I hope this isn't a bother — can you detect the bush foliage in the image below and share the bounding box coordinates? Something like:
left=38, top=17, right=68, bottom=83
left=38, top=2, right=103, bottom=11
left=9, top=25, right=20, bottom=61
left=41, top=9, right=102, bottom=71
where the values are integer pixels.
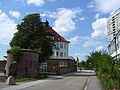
left=84, top=51, right=120, bottom=89
left=7, top=46, right=21, bottom=62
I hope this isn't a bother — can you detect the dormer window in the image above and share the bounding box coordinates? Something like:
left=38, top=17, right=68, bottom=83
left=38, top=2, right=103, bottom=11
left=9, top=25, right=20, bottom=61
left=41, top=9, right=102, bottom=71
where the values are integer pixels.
left=58, top=37, right=60, bottom=40
left=51, top=36, right=54, bottom=40
left=46, top=36, right=54, bottom=40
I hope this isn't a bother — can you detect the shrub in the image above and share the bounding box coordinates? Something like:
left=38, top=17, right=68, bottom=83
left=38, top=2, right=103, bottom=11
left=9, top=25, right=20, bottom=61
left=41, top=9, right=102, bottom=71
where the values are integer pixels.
left=16, top=77, right=37, bottom=82
left=7, top=46, right=21, bottom=62
left=85, top=51, right=120, bottom=89
left=36, top=72, right=56, bottom=79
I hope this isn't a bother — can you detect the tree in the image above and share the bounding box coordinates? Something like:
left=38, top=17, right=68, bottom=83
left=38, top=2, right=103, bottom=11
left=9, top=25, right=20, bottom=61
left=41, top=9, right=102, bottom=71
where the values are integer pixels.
left=10, top=13, right=54, bottom=59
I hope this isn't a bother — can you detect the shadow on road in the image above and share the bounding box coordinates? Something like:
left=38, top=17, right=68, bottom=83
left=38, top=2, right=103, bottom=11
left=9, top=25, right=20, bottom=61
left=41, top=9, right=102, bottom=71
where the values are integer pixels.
left=64, top=70, right=96, bottom=77
left=44, top=70, right=96, bottom=81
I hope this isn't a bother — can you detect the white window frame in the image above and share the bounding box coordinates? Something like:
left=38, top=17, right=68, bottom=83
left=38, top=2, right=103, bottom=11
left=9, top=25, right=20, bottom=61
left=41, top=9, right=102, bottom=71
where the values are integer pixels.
left=59, top=62, right=67, bottom=67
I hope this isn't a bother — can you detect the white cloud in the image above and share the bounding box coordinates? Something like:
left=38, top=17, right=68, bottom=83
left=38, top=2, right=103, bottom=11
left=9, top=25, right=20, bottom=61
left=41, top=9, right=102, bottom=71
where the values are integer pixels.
left=0, top=10, right=17, bottom=45
left=75, top=53, right=88, bottom=61
left=52, top=8, right=82, bottom=36
left=88, top=0, right=120, bottom=13
left=82, top=36, right=90, bottom=40
left=26, top=0, right=56, bottom=6
left=96, top=46, right=104, bottom=51
left=95, top=13, right=100, bottom=19
left=69, top=36, right=81, bottom=44
left=79, top=17, right=85, bottom=21
left=87, top=1, right=94, bottom=8
left=26, top=0, right=45, bottom=6
left=83, top=40, right=102, bottom=47
left=47, top=0, right=56, bottom=2
left=75, top=53, right=86, bottom=57
left=9, top=10, right=21, bottom=18
left=91, top=18, right=107, bottom=39
left=40, top=13, right=46, bottom=17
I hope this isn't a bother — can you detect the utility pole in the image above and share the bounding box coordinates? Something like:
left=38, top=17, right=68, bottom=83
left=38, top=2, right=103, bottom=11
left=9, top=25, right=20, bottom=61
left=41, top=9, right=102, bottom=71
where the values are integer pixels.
left=114, top=36, right=117, bottom=60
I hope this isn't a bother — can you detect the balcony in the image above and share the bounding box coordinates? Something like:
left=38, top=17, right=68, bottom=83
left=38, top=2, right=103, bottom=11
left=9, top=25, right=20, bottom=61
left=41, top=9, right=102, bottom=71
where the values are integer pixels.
left=49, top=56, right=74, bottom=60
left=53, top=47, right=60, bottom=50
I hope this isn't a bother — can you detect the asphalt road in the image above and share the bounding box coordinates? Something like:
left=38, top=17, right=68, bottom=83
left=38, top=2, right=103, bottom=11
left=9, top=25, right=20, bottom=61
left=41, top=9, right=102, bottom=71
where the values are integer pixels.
left=22, top=70, right=101, bottom=90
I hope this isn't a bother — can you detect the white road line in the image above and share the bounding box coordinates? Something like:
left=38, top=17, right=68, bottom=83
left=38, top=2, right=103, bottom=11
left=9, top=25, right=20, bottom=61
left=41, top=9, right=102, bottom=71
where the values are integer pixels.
left=84, top=71, right=91, bottom=90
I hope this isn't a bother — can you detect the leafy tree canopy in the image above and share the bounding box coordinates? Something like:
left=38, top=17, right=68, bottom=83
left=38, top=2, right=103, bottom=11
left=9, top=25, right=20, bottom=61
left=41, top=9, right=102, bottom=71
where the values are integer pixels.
left=10, top=13, right=54, bottom=59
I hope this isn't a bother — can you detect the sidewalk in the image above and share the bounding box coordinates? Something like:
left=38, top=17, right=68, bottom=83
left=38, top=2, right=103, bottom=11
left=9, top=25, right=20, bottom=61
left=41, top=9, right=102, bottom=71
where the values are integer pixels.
left=0, top=73, right=75, bottom=90
left=0, top=77, right=58, bottom=90
left=87, top=72, right=103, bottom=90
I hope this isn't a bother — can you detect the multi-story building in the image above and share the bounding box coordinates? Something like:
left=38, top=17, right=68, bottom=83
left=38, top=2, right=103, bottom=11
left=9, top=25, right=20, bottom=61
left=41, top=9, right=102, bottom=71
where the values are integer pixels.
left=107, top=8, right=120, bottom=58
left=44, top=21, right=70, bottom=60
left=107, top=8, right=120, bottom=42
left=39, top=21, right=77, bottom=74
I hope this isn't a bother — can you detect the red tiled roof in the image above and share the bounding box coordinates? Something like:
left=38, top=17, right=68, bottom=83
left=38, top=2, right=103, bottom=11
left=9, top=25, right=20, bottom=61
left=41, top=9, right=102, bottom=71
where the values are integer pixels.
left=44, top=26, right=70, bottom=43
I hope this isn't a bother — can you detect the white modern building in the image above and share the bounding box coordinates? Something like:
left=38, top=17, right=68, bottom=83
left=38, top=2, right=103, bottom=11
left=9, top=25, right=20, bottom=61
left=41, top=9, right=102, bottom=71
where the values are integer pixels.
left=107, top=8, right=120, bottom=58
left=107, top=8, right=120, bottom=42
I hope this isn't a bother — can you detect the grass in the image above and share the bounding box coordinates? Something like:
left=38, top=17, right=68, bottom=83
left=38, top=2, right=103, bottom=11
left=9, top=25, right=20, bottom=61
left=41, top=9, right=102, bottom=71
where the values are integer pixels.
left=16, top=77, right=38, bottom=82
left=39, top=72, right=56, bottom=75
left=36, top=72, right=56, bottom=79
left=0, top=72, right=56, bottom=82
left=0, top=76, right=7, bottom=82
left=0, top=76, right=38, bottom=82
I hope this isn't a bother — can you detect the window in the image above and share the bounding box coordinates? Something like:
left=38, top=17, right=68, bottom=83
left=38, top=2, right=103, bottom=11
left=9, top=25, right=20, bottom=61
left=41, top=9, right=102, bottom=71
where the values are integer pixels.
left=64, top=52, right=66, bottom=57
left=59, top=62, right=67, bottom=68
left=56, top=43, right=59, bottom=48
left=46, top=36, right=54, bottom=40
left=52, top=51, right=55, bottom=56
left=58, top=37, right=60, bottom=40
left=60, top=43, right=63, bottom=48
left=64, top=43, right=66, bottom=49
left=60, top=52, right=63, bottom=57
left=56, top=52, right=59, bottom=56
left=41, top=62, right=47, bottom=72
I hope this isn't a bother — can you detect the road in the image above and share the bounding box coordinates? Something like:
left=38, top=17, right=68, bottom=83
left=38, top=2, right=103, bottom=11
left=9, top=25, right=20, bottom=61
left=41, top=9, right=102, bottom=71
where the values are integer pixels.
left=22, top=70, right=102, bottom=90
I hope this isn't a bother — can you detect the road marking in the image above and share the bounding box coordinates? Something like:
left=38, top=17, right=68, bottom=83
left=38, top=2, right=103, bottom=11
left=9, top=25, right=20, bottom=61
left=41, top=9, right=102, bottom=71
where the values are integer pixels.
left=84, top=71, right=91, bottom=90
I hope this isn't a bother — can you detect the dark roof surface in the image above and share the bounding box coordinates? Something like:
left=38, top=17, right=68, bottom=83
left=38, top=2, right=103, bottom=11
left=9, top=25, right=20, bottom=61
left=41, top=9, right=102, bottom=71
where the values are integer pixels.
left=44, top=26, right=70, bottom=43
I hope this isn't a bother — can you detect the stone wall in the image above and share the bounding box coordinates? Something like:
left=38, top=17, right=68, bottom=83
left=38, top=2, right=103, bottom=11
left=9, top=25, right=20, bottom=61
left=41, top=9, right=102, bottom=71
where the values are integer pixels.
left=6, top=49, right=39, bottom=78
left=0, top=61, right=6, bottom=72
left=46, top=59, right=77, bottom=74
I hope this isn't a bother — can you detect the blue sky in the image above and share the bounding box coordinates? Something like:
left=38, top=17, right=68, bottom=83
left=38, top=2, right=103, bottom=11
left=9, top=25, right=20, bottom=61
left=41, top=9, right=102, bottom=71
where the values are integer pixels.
left=0, top=0, right=120, bottom=61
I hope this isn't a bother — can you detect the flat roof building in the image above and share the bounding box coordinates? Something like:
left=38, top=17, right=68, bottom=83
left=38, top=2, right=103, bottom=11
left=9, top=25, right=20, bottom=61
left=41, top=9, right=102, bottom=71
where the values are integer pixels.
left=107, top=8, right=120, bottom=58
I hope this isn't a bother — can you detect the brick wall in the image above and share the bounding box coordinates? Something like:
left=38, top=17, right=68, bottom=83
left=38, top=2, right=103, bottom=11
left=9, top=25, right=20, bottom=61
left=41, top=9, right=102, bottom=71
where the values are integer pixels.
left=6, top=49, right=39, bottom=78
left=0, top=61, right=6, bottom=72
left=46, top=59, right=77, bottom=74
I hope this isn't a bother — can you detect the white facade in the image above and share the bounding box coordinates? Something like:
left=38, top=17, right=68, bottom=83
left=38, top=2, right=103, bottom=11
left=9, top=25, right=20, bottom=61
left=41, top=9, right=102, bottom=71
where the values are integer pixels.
left=50, top=41, right=69, bottom=59
left=107, top=8, right=120, bottom=58
left=107, top=8, right=120, bottom=43
left=108, top=33, right=120, bottom=58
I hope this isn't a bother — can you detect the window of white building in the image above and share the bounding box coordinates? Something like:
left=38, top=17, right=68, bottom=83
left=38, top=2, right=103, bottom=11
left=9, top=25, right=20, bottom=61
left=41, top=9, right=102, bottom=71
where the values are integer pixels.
left=56, top=52, right=59, bottom=56
left=56, top=43, right=59, bottom=48
left=64, top=43, right=66, bottom=49
left=60, top=43, right=63, bottom=48
left=60, top=52, right=63, bottom=57
left=64, top=52, right=66, bottom=57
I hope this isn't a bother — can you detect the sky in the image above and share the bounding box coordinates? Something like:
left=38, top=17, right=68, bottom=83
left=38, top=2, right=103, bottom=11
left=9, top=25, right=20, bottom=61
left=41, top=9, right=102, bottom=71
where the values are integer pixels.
left=0, top=0, right=120, bottom=61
